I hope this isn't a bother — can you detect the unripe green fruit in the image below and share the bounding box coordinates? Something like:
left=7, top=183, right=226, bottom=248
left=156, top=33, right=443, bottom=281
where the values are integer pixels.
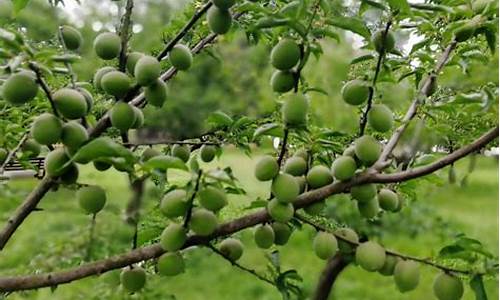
left=282, top=94, right=308, bottom=127
left=331, top=156, right=357, bottom=181
left=368, top=104, right=393, bottom=132
left=313, top=232, right=338, bottom=260
left=93, top=160, right=111, bottom=171
left=283, top=156, right=307, bottom=176
left=394, top=260, right=420, bottom=292
left=169, top=44, right=193, bottom=71
left=77, top=87, right=93, bottom=113
left=145, top=79, right=167, bottom=107
left=77, top=185, right=106, bottom=214
left=101, top=71, right=131, bottom=98
left=212, top=0, right=235, bottom=9
left=303, top=200, right=325, bottom=215
left=207, top=6, right=232, bottom=34
left=93, top=32, right=121, bottom=60
left=267, top=198, right=294, bottom=222
left=0, top=148, right=7, bottom=163
left=270, top=39, right=301, bottom=71
left=53, top=88, right=88, bottom=120
left=60, top=163, right=79, bottom=185
left=351, top=184, right=377, bottom=203
left=131, top=106, right=144, bottom=129
left=0, top=0, right=13, bottom=19
left=254, top=224, right=275, bottom=249
left=341, top=80, right=370, bottom=106
left=61, top=121, right=88, bottom=151
left=372, top=30, right=396, bottom=53
left=199, top=186, right=227, bottom=211
left=200, top=145, right=216, bottom=162
left=254, top=155, right=279, bottom=181
left=160, top=189, right=188, bottom=218
left=160, top=223, right=187, bottom=251
left=219, top=238, right=244, bottom=261
left=31, top=113, right=62, bottom=145
left=134, top=55, right=161, bottom=86
left=45, top=149, right=71, bottom=177
left=433, top=273, right=464, bottom=300
left=272, top=173, right=300, bottom=203
left=2, top=72, right=38, bottom=105
left=378, top=188, right=399, bottom=212
left=60, top=25, right=82, bottom=50
left=295, top=176, right=306, bottom=193
left=22, top=139, right=41, bottom=158
left=126, top=52, right=144, bottom=75
left=357, top=197, right=380, bottom=218
left=355, top=241, right=386, bottom=271
left=189, top=209, right=218, bottom=236
left=141, top=148, right=160, bottom=161
left=93, top=67, right=115, bottom=91
left=306, top=165, right=333, bottom=189
left=334, top=227, right=358, bottom=254
left=354, top=135, right=381, bottom=166
left=270, top=70, right=295, bottom=93
left=294, top=149, right=309, bottom=160
left=157, top=252, right=185, bottom=276
left=472, top=0, right=494, bottom=13
left=172, top=144, right=190, bottom=162
left=110, top=102, right=136, bottom=133
left=272, top=222, right=292, bottom=245
left=120, top=267, right=146, bottom=292
left=454, top=23, right=476, bottom=42
left=378, top=255, right=400, bottom=276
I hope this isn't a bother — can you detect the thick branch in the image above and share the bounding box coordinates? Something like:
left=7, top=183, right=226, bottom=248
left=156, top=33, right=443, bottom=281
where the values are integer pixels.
left=118, top=0, right=134, bottom=72
left=0, top=126, right=495, bottom=291
left=312, top=254, right=348, bottom=300
left=375, top=41, right=458, bottom=168
left=0, top=133, right=28, bottom=173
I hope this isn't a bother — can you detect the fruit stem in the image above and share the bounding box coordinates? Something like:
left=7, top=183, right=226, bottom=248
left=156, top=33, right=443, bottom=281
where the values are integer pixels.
left=0, top=133, right=28, bottom=174
left=84, top=213, right=97, bottom=261
left=183, top=169, right=203, bottom=228
left=277, top=128, right=289, bottom=167
left=28, top=63, right=61, bottom=118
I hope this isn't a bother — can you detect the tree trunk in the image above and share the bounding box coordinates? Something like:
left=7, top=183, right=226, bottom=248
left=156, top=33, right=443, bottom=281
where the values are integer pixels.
left=313, top=254, right=349, bottom=300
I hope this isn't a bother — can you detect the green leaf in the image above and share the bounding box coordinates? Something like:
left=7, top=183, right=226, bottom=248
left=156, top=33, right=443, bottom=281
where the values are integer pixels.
left=244, top=199, right=267, bottom=210
left=206, top=111, right=233, bottom=129
left=361, top=0, right=388, bottom=11
left=254, top=17, right=289, bottom=29
left=385, top=0, right=410, bottom=13
left=72, top=137, right=134, bottom=165
left=142, top=155, right=187, bottom=172
left=350, top=54, right=375, bottom=65
left=253, top=123, right=284, bottom=140
left=49, top=54, right=81, bottom=64
left=409, top=3, right=453, bottom=13
left=13, top=0, right=31, bottom=14
left=326, top=16, right=371, bottom=39
left=470, top=275, right=488, bottom=300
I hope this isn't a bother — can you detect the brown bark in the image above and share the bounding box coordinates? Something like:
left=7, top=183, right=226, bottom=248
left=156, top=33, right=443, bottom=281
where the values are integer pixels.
left=313, top=254, right=349, bottom=300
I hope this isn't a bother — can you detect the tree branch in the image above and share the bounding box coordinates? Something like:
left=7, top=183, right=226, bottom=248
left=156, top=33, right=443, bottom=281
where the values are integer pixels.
left=0, top=133, right=28, bottom=174
left=374, top=41, right=458, bottom=168
left=312, top=253, right=348, bottom=300
left=125, top=177, right=144, bottom=250
left=0, top=126, right=495, bottom=291
left=118, top=0, right=134, bottom=72
left=183, top=170, right=202, bottom=228
left=277, top=128, right=289, bottom=166
left=28, top=63, right=60, bottom=118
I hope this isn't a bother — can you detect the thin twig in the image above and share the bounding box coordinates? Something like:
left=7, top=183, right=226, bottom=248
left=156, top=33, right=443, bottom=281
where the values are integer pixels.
left=84, top=214, right=97, bottom=262
left=118, top=0, right=134, bottom=72
left=277, top=128, right=289, bottom=166
left=0, top=133, right=28, bottom=174
left=125, top=177, right=144, bottom=250
left=123, top=140, right=220, bottom=148
left=183, top=170, right=203, bottom=228
left=28, top=63, right=60, bottom=118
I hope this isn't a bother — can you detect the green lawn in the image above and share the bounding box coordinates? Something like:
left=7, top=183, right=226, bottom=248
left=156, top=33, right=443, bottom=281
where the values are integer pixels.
left=0, top=149, right=497, bottom=299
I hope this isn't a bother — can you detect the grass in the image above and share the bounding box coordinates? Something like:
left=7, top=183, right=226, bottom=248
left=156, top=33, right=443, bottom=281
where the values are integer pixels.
left=0, top=148, right=497, bottom=300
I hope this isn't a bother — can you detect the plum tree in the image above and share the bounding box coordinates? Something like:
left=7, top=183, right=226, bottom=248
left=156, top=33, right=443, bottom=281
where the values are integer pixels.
left=331, top=155, right=357, bottom=181
left=171, top=144, right=190, bottom=162
left=341, top=80, right=370, bottom=106
left=254, top=155, right=279, bottom=181
left=270, top=39, right=301, bottom=71
left=271, top=222, right=292, bottom=246
left=31, top=113, right=63, bottom=145
left=394, top=260, right=420, bottom=292
left=60, top=25, right=82, bottom=50
left=157, top=252, right=185, bottom=276
left=169, top=45, right=193, bottom=71
left=101, top=71, right=131, bottom=98
left=282, top=94, right=308, bottom=127
left=61, top=121, right=88, bottom=151
left=198, top=186, right=227, bottom=211
left=355, top=241, right=386, bottom=271
left=120, top=267, right=146, bottom=292
left=200, top=145, right=216, bottom=162
left=306, top=165, right=333, bottom=189
left=283, top=156, right=307, bottom=176
left=219, top=238, right=244, bottom=261
left=371, top=30, right=396, bottom=53
left=271, top=173, right=300, bottom=203
left=270, top=70, right=295, bottom=93
left=267, top=198, right=294, bottom=223
left=377, top=188, right=399, bottom=212
left=77, top=185, right=106, bottom=214
left=433, top=273, right=464, bottom=300
left=2, top=71, right=38, bottom=105
left=160, top=223, right=187, bottom=251
left=144, top=79, right=168, bottom=107
left=189, top=209, right=218, bottom=236
left=207, top=6, right=232, bottom=34
left=254, top=224, right=275, bottom=249
left=313, top=232, right=338, bottom=260
left=367, top=104, right=393, bottom=132
left=126, top=52, right=144, bottom=75
left=93, top=32, right=121, bottom=60
left=354, top=135, right=382, bottom=166
left=134, top=55, right=161, bottom=86
left=160, top=189, right=188, bottom=218
left=53, top=88, right=88, bottom=120
left=110, top=102, right=136, bottom=133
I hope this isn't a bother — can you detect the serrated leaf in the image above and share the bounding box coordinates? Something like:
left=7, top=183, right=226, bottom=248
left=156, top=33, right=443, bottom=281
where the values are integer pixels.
left=326, top=16, right=371, bottom=39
